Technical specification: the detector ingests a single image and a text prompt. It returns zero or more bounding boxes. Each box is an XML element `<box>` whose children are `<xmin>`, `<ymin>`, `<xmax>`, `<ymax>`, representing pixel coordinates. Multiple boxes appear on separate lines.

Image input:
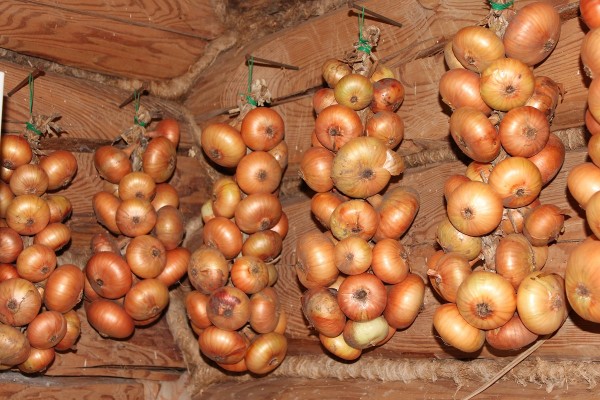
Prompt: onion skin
<box><xmin>85</xmin><ymin>299</ymin><xmax>135</xmax><ymax>339</ymax></box>
<box><xmin>452</xmin><ymin>25</ymin><xmax>505</xmax><ymax>73</ymax></box>
<box><xmin>384</xmin><ymin>273</ymin><xmax>425</xmax><ymax>329</ymax></box>
<box><xmin>244</xmin><ymin>332</ymin><xmax>287</xmax><ymax>374</ymax></box>
<box><xmin>0</xmin><ymin>323</ymin><xmax>30</xmax><ymax>368</ymax></box>
<box><xmin>565</xmin><ymin>240</ymin><xmax>600</xmax><ymax>322</ymax></box>
<box><xmin>433</xmin><ymin>303</ymin><xmax>485</xmax><ymax>353</ymax></box>
<box><xmin>44</xmin><ymin>264</ymin><xmax>85</xmax><ymax>313</ymax></box>
<box><xmin>485</xmin><ymin>314</ymin><xmax>538</xmax><ymax>351</ymax></box>
<box><xmin>503</xmin><ymin>2</ymin><xmax>561</xmax><ymax>66</ymax></box>
<box><xmin>301</xmin><ymin>287</ymin><xmax>346</xmax><ymax>338</ymax></box>
<box><xmin>449</xmin><ymin>107</ymin><xmax>500</xmax><ymax>162</ymax></box>
<box><xmin>480</xmin><ymin>58</ymin><xmax>535</xmax><ymax>112</ymax></box>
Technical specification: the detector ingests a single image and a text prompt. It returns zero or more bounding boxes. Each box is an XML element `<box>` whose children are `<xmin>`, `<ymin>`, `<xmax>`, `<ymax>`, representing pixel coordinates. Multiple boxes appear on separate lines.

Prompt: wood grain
<box><xmin>0</xmin><ymin>1</ymin><xmax>207</xmax><ymax>80</ymax></box>
<box><xmin>0</xmin><ymin>61</ymin><xmax>198</xmax><ymax>147</ymax></box>
<box><xmin>34</xmin><ymin>0</ymin><xmax>225</xmax><ymax>40</ymax></box>
<box><xmin>274</xmin><ymin>149</ymin><xmax>600</xmax><ymax>361</ymax></box>
<box><xmin>188</xmin><ymin>0</ymin><xmax>583</xmax><ymax>182</ymax></box>
<box><xmin>198</xmin><ymin>376</ymin><xmax>598</xmax><ymax>400</ymax></box>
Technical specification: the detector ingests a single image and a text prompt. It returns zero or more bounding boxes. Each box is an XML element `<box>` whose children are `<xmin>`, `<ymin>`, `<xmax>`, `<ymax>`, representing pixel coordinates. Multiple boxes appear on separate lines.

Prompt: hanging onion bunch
<box><xmin>562</xmin><ymin>3</ymin><xmax>600</xmax><ymax>325</ymax></box>
<box><xmin>433</xmin><ymin>2</ymin><xmax>569</xmax><ymax>354</ymax></box>
<box><xmin>190</xmin><ymin>104</ymin><xmax>289</xmax><ymax>375</ymax></box>
<box><xmin>0</xmin><ymin>135</ymin><xmax>86</xmax><ymax>373</ymax></box>
<box><xmin>294</xmin><ymin>26</ymin><xmax>425</xmax><ymax>362</ymax></box>
<box><xmin>85</xmin><ymin>118</ymin><xmax>189</xmax><ymax>341</ymax></box>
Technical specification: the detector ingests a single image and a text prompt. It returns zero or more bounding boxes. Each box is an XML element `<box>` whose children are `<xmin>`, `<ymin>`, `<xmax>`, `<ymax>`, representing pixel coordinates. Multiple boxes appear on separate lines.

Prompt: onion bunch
<box><xmin>87</xmin><ymin>118</ymin><xmax>188</xmax><ymax>340</ymax></box>
<box><xmin>295</xmin><ymin>41</ymin><xmax>425</xmax><ymax>361</ymax></box>
<box><xmin>564</xmin><ymin>4</ymin><xmax>600</xmax><ymax>325</ymax></box>
<box><xmin>191</xmin><ymin>107</ymin><xmax>289</xmax><ymax>374</ymax></box>
<box><xmin>434</xmin><ymin>2</ymin><xmax>569</xmax><ymax>353</ymax></box>
<box><xmin>0</xmin><ymin>135</ymin><xmax>84</xmax><ymax>373</ymax></box>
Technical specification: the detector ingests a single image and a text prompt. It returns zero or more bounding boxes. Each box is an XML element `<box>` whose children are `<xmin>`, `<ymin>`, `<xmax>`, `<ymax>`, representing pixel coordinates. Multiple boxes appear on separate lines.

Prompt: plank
<box><xmin>0</xmin><ymin>61</ymin><xmax>198</xmax><ymax>147</ymax></box>
<box><xmin>0</xmin><ymin>373</ymin><xmax>148</xmax><ymax>400</ymax></box>
<box><xmin>274</xmin><ymin>148</ymin><xmax>600</xmax><ymax>360</ymax></box>
<box><xmin>35</xmin><ymin>0</ymin><xmax>224</xmax><ymax>40</ymax></box>
<box><xmin>35</xmin><ymin>306</ymin><xmax>185</xmax><ymax>380</ymax></box>
<box><xmin>188</xmin><ymin>0</ymin><xmax>583</xmax><ymax>177</ymax></box>
<box><xmin>0</xmin><ymin>1</ymin><xmax>207</xmax><ymax>80</ymax></box>
<box><xmin>198</xmin><ymin>376</ymin><xmax>598</xmax><ymax>400</ymax></box>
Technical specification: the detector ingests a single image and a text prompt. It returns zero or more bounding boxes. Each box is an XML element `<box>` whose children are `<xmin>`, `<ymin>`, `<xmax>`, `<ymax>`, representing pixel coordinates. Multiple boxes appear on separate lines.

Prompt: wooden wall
<box><xmin>1</xmin><ymin>0</ymin><xmax>599</xmax><ymax>398</ymax></box>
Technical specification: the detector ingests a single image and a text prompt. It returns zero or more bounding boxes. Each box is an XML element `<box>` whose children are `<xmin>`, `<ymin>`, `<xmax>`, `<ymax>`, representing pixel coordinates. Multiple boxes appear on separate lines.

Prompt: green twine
<box><xmin>133</xmin><ymin>89</ymin><xmax>148</xmax><ymax>128</ymax></box>
<box><xmin>245</xmin><ymin>57</ymin><xmax>258</xmax><ymax>106</ymax></box>
<box><xmin>25</xmin><ymin>73</ymin><xmax>42</xmax><ymax>135</ymax></box>
<box><xmin>357</xmin><ymin>7</ymin><xmax>372</xmax><ymax>54</ymax></box>
<box><xmin>489</xmin><ymin>0</ymin><xmax>514</xmax><ymax>10</ymax></box>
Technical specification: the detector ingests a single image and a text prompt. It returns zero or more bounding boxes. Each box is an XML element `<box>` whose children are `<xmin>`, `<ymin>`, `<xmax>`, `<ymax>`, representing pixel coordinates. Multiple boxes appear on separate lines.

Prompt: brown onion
<box><xmin>249</xmin><ymin>287</ymin><xmax>280</xmax><ymax>334</ymax></box>
<box><xmin>503</xmin><ymin>2</ymin><xmax>560</xmax><ymax>66</ymax></box>
<box><xmin>18</xmin><ymin>347</ymin><xmax>55</xmax><ymax>374</ymax></box>
<box><xmin>94</xmin><ymin>145</ymin><xmax>132</xmax><ymax>184</ymax></box>
<box><xmin>314</xmin><ymin>104</ymin><xmax>363</xmax><ymax>152</ymax></box>
<box><xmin>39</xmin><ymin>150</ymin><xmax>78</xmax><ymax>191</ymax></box>
<box><xmin>337</xmin><ymin>273</ymin><xmax>387</xmax><ymax>322</ymax></box>
<box><xmin>480</xmin><ymin>58</ymin><xmax>535</xmax><ymax>112</ymax></box>
<box><xmin>199</xmin><ymin>325</ymin><xmax>248</xmax><ymax>365</ymax></box>
<box><xmin>449</xmin><ymin>107</ymin><xmax>500</xmax><ymax>162</ymax></box>
<box><xmin>92</xmin><ymin>191</ymin><xmax>122</xmax><ymax>235</ymax></box>
<box><xmin>188</xmin><ymin>246</ymin><xmax>229</xmax><ymax>294</ymax></box>
<box><xmin>329</xmin><ymin>199</ymin><xmax>378</xmax><ymax>241</ymax></box>
<box><xmin>115</xmin><ymin>198</ymin><xmax>157</xmax><ymax>237</ymax></box>
<box><xmin>44</xmin><ymin>264</ymin><xmax>84</xmax><ymax>313</ymax></box>
<box><xmin>240</xmin><ymin>107</ymin><xmax>285</xmax><ymax>151</ymax></box>
<box><xmin>499</xmin><ymin>106</ymin><xmax>550</xmax><ymax>158</ymax></box>
<box><xmin>16</xmin><ymin>243</ymin><xmax>56</xmax><ymax>282</ymax></box>
<box><xmin>151</xmin><ymin>183</ymin><xmax>180</xmax><ymax>211</ymax></box>
<box><xmin>124</xmin><ymin>278</ymin><xmax>169</xmax><ymax>321</ymax></box>
<box><xmin>203</xmin><ymin>216</ymin><xmax>243</xmax><ymax>260</ymax></box>
<box><xmin>302</xmin><ymin>286</ymin><xmax>346</xmax><ymax>337</ymax></box>
<box><xmin>242</xmin><ymin>230</ymin><xmax>282</xmax><ymax>262</ymax></box>
<box><xmin>528</xmin><ymin>132</ymin><xmax>565</xmax><ymax>186</ymax></box>
<box><xmin>0</xmin><ymin>324</ymin><xmax>30</xmax><ymax>367</ymax></box>
<box><xmin>244</xmin><ymin>332</ymin><xmax>287</xmax><ymax>374</ymax></box>
<box><xmin>201</xmin><ymin>123</ymin><xmax>247</xmax><ymax>168</ymax></box>
<box><xmin>370</xmin><ymin>238</ymin><xmax>409</xmax><ymax>284</ymax></box>
<box><xmin>230</xmin><ymin>256</ymin><xmax>270</xmax><ymax>294</ymax></box>
<box><xmin>0</xmin><ymin>278</ymin><xmax>41</xmax><ymax>326</ymax></box>
<box><xmin>365</xmin><ymin>110</ymin><xmax>405</xmax><ymax>149</ymax></box>
<box><xmin>299</xmin><ymin>147</ymin><xmax>335</xmax><ymax>193</ymax></box>
<box><xmin>142</xmin><ymin>136</ymin><xmax>177</xmax><ymax>183</ymax></box>
<box><xmin>373</xmin><ymin>186</ymin><xmax>420</xmax><ymax>242</ymax></box>
<box><xmin>1</xmin><ymin>135</ymin><xmax>32</xmax><ymax>171</ymax></box>
<box><xmin>211</xmin><ymin>176</ymin><xmax>241</xmax><ymax>219</ymax></box>
<box><xmin>235</xmin><ymin>151</ymin><xmax>282</xmax><ymax>195</ymax></box>
<box><xmin>486</xmin><ymin>313</ymin><xmax>538</xmax><ymax>351</ymax></box>
<box><xmin>523</xmin><ymin>204</ymin><xmax>565</xmax><ymax>246</ymax></box>
<box><xmin>206</xmin><ymin>286</ymin><xmax>250</xmax><ymax>331</ymax></box>
<box><xmin>234</xmin><ymin>193</ymin><xmax>282</xmax><ymax>234</ymax></box>
<box><xmin>126</xmin><ymin>234</ymin><xmax>166</xmax><ymax>279</ymax></box>
<box><xmin>54</xmin><ymin>309</ymin><xmax>81</xmax><ymax>351</ymax></box>
<box><xmin>452</xmin><ymin>25</ymin><xmax>505</xmax><ymax>72</ymax></box>
<box><xmin>439</xmin><ymin>69</ymin><xmax>492</xmax><ymax>115</ymax></box>
<box><xmin>45</xmin><ymin>194</ymin><xmax>72</xmax><ymax>223</ymax></box>
<box><xmin>428</xmin><ymin>252</ymin><xmax>472</xmax><ymax>303</ymax></box>
<box><xmin>85</xmin><ymin>252</ymin><xmax>132</xmax><ymax>299</ymax></box>
<box><xmin>0</xmin><ymin>226</ymin><xmax>23</xmax><ymax>263</ymax></box>
<box><xmin>26</xmin><ymin>310</ymin><xmax>67</xmax><ymax>349</ymax></box>
<box><xmin>495</xmin><ymin>233</ymin><xmax>537</xmax><ymax>290</ymax></box>
<box><xmin>156</xmin><ymin>247</ymin><xmax>190</xmax><ymax>287</ymax></box>
<box><xmin>118</xmin><ymin>171</ymin><xmax>156</xmax><ymax>201</ymax></box>
<box><xmin>488</xmin><ymin>156</ymin><xmax>542</xmax><ymax>208</ymax></box>
<box><xmin>33</xmin><ymin>222</ymin><xmax>71</xmax><ymax>251</ymax></box>
<box><xmin>85</xmin><ymin>299</ymin><xmax>135</xmax><ymax>339</ymax></box>
<box><xmin>295</xmin><ymin>231</ymin><xmax>338</xmax><ymax>289</ymax></box>
<box><xmin>5</xmin><ymin>194</ymin><xmax>50</xmax><ymax>235</ymax></box>
<box><xmin>9</xmin><ymin>163</ymin><xmax>49</xmax><ymax>196</ymax></box>
<box><xmin>384</xmin><ymin>273</ymin><xmax>425</xmax><ymax>329</ymax></box>
<box><xmin>185</xmin><ymin>290</ymin><xmax>212</xmax><ymax>329</ymax></box>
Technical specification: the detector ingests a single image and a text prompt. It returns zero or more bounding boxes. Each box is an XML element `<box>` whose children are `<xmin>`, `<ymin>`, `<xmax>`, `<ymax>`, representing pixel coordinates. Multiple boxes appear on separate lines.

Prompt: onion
<box><xmin>201</xmin><ymin>123</ymin><xmax>247</xmax><ymax>168</ymax></box>
<box><xmin>433</xmin><ymin>303</ymin><xmax>485</xmax><ymax>353</ymax></box>
<box><xmin>0</xmin><ymin>278</ymin><xmax>41</xmax><ymax>326</ymax></box>
<box><xmin>26</xmin><ymin>310</ymin><xmax>67</xmax><ymax>349</ymax></box>
<box><xmin>85</xmin><ymin>299</ymin><xmax>135</xmax><ymax>339</ymax></box>
<box><xmin>383</xmin><ymin>273</ymin><xmax>425</xmax><ymax>329</ymax></box>
<box><xmin>452</xmin><ymin>25</ymin><xmax>505</xmax><ymax>73</ymax></box>
<box><xmin>517</xmin><ymin>271</ymin><xmax>567</xmax><ymax>335</ymax></box>
<box><xmin>240</xmin><ymin>107</ymin><xmax>285</xmax><ymax>151</ymax></box>
<box><xmin>44</xmin><ymin>264</ymin><xmax>84</xmax><ymax>313</ymax></box>
<box><xmin>38</xmin><ymin>150</ymin><xmax>78</xmax><ymax>191</ymax></box>
<box><xmin>446</xmin><ymin>181</ymin><xmax>503</xmax><ymax>236</ymax></box>
<box><xmin>337</xmin><ymin>273</ymin><xmax>387</xmax><ymax>322</ymax></box>
<box><xmin>244</xmin><ymin>332</ymin><xmax>287</xmax><ymax>374</ymax></box>
<box><xmin>301</xmin><ymin>286</ymin><xmax>346</xmax><ymax>337</ymax></box>
<box><xmin>503</xmin><ymin>2</ymin><xmax>561</xmax><ymax>66</ymax></box>
<box><xmin>449</xmin><ymin>107</ymin><xmax>500</xmax><ymax>162</ymax></box>
<box><xmin>480</xmin><ymin>57</ymin><xmax>535</xmax><ymax>112</ymax></box>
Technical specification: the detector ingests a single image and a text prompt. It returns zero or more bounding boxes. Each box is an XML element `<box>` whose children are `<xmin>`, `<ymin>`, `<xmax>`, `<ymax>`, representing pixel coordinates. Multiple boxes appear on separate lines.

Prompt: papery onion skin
<box><xmin>201</xmin><ymin>123</ymin><xmax>247</xmax><ymax>168</ymax></box>
<box><xmin>301</xmin><ymin>286</ymin><xmax>346</xmax><ymax>338</ymax></box>
<box><xmin>528</xmin><ymin>132</ymin><xmax>565</xmax><ymax>186</ymax></box>
<box><xmin>17</xmin><ymin>347</ymin><xmax>55</xmax><ymax>374</ymax></box>
<box><xmin>240</xmin><ymin>107</ymin><xmax>285</xmax><ymax>151</ymax></box>
<box><xmin>384</xmin><ymin>273</ymin><xmax>425</xmax><ymax>329</ymax></box>
<box><xmin>295</xmin><ymin>231</ymin><xmax>338</xmax><ymax>289</ymax></box>
<box><xmin>337</xmin><ymin>273</ymin><xmax>387</xmax><ymax>322</ymax></box>
<box><xmin>199</xmin><ymin>325</ymin><xmax>248</xmax><ymax>365</ymax></box>
<box><xmin>334</xmin><ymin>73</ymin><xmax>374</xmax><ymax>111</ymax></box>
<box><xmin>331</xmin><ymin>136</ymin><xmax>401</xmax><ymax>198</ymax></box>
<box><xmin>428</xmin><ymin>251</ymin><xmax>472</xmax><ymax>303</ymax></box>
<box><xmin>373</xmin><ymin>186</ymin><xmax>420</xmax><ymax>242</ymax></box>
<box><xmin>5</xmin><ymin>194</ymin><xmax>51</xmax><ymax>236</ymax></box>
<box><xmin>188</xmin><ymin>246</ymin><xmax>229</xmax><ymax>294</ymax></box>
<box><xmin>567</xmin><ymin>162</ymin><xmax>600</xmax><ymax>209</ymax></box>
<box><xmin>235</xmin><ymin>151</ymin><xmax>282</xmax><ymax>195</ymax></box>
<box><xmin>319</xmin><ymin>332</ymin><xmax>361</xmax><ymax>361</ymax></box>
<box><xmin>456</xmin><ymin>271</ymin><xmax>517</xmax><ymax>330</ymax></box>
<box><xmin>439</xmin><ymin>69</ymin><xmax>492</xmax><ymax>115</ymax></box>
<box><xmin>329</xmin><ymin>199</ymin><xmax>378</xmax><ymax>241</ymax></box>
<box><xmin>565</xmin><ymin>240</ymin><xmax>600</xmax><ymax>322</ymax></box>
<box><xmin>26</xmin><ymin>310</ymin><xmax>67</xmax><ymax>349</ymax></box>
<box><xmin>581</xmin><ymin>0</ymin><xmax>600</xmax><ymax>29</ymax></box>
<box><xmin>299</xmin><ymin>147</ymin><xmax>335</xmax><ymax>193</ymax></box>
<box><xmin>314</xmin><ymin>105</ymin><xmax>363</xmax><ymax>152</ymax></box>
<box><xmin>517</xmin><ymin>271</ymin><xmax>567</xmax><ymax>335</ymax></box>
<box><xmin>433</xmin><ymin>303</ymin><xmax>485</xmax><ymax>353</ymax></box>
<box><xmin>44</xmin><ymin>264</ymin><xmax>85</xmax><ymax>313</ymax></box>
<box><xmin>244</xmin><ymin>332</ymin><xmax>287</xmax><ymax>374</ymax></box>
<box><xmin>142</xmin><ymin>137</ymin><xmax>177</xmax><ymax>183</ymax></box>
<box><xmin>503</xmin><ymin>2</ymin><xmax>561</xmax><ymax>66</ymax></box>
<box><xmin>0</xmin><ymin>323</ymin><xmax>30</xmax><ymax>367</ymax></box>
<box><xmin>55</xmin><ymin>309</ymin><xmax>81</xmax><ymax>351</ymax></box>
<box><xmin>446</xmin><ymin>181</ymin><xmax>503</xmax><ymax>237</ymax></box>
<box><xmin>39</xmin><ymin>150</ymin><xmax>78</xmax><ymax>191</ymax></box>
<box><xmin>480</xmin><ymin>58</ymin><xmax>535</xmax><ymax>112</ymax></box>
<box><xmin>0</xmin><ymin>278</ymin><xmax>42</xmax><ymax>326</ymax></box>
<box><xmin>1</xmin><ymin>135</ymin><xmax>33</xmax><ymax>171</ymax></box>
<box><xmin>206</xmin><ymin>286</ymin><xmax>250</xmax><ymax>331</ymax></box>
<box><xmin>0</xmin><ymin>226</ymin><xmax>23</xmax><ymax>263</ymax></box>
<box><xmin>485</xmin><ymin>313</ymin><xmax>538</xmax><ymax>351</ymax></box>
<box><xmin>365</xmin><ymin>110</ymin><xmax>405</xmax><ymax>149</ymax></box>
<box><xmin>124</xmin><ymin>278</ymin><xmax>170</xmax><ymax>321</ymax></box>
<box><xmin>487</xmin><ymin>156</ymin><xmax>542</xmax><ymax>209</ymax></box>
<box><xmin>449</xmin><ymin>107</ymin><xmax>500</xmax><ymax>162</ymax></box>
<box><xmin>499</xmin><ymin>106</ymin><xmax>550</xmax><ymax>158</ymax></box>
<box><xmin>85</xmin><ymin>299</ymin><xmax>135</xmax><ymax>339</ymax></box>
<box><xmin>452</xmin><ymin>26</ymin><xmax>505</xmax><ymax>73</ymax></box>
<box><xmin>203</xmin><ymin>216</ymin><xmax>243</xmax><ymax>260</ymax></box>
<box><xmin>495</xmin><ymin>234</ymin><xmax>537</xmax><ymax>290</ymax></box>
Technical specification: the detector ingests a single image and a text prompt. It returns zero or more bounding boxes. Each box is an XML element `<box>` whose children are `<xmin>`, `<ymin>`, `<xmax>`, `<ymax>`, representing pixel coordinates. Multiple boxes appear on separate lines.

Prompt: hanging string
<box><xmin>357</xmin><ymin>7</ymin><xmax>372</xmax><ymax>54</ymax></box>
<box><xmin>25</xmin><ymin>73</ymin><xmax>42</xmax><ymax>135</ymax></box>
<box><xmin>133</xmin><ymin>89</ymin><xmax>148</xmax><ymax>127</ymax></box>
<box><xmin>489</xmin><ymin>0</ymin><xmax>514</xmax><ymax>10</ymax></box>
<box><xmin>245</xmin><ymin>56</ymin><xmax>258</xmax><ymax>106</ymax></box>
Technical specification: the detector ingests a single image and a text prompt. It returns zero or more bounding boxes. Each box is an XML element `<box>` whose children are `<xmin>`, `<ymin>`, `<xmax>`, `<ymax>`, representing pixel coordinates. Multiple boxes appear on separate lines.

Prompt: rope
<box><xmin>489</xmin><ymin>1</ymin><xmax>514</xmax><ymax>10</ymax></box>
<box><xmin>133</xmin><ymin>89</ymin><xmax>148</xmax><ymax>127</ymax></box>
<box><xmin>245</xmin><ymin>56</ymin><xmax>258</xmax><ymax>106</ymax></box>
<box><xmin>25</xmin><ymin>74</ymin><xmax>42</xmax><ymax>135</ymax></box>
<box><xmin>357</xmin><ymin>7</ymin><xmax>372</xmax><ymax>54</ymax></box>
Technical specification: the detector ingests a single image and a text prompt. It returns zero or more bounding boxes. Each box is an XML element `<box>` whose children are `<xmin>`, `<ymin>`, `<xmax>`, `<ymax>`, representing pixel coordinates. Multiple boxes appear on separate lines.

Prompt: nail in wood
<box><xmin>348</xmin><ymin>1</ymin><xmax>403</xmax><ymax>28</ymax></box>
<box><xmin>246</xmin><ymin>54</ymin><xmax>300</xmax><ymax>71</ymax></box>
<box><xmin>6</xmin><ymin>68</ymin><xmax>44</xmax><ymax>97</ymax></box>
<box><xmin>119</xmin><ymin>85</ymin><xmax>147</xmax><ymax>108</ymax></box>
